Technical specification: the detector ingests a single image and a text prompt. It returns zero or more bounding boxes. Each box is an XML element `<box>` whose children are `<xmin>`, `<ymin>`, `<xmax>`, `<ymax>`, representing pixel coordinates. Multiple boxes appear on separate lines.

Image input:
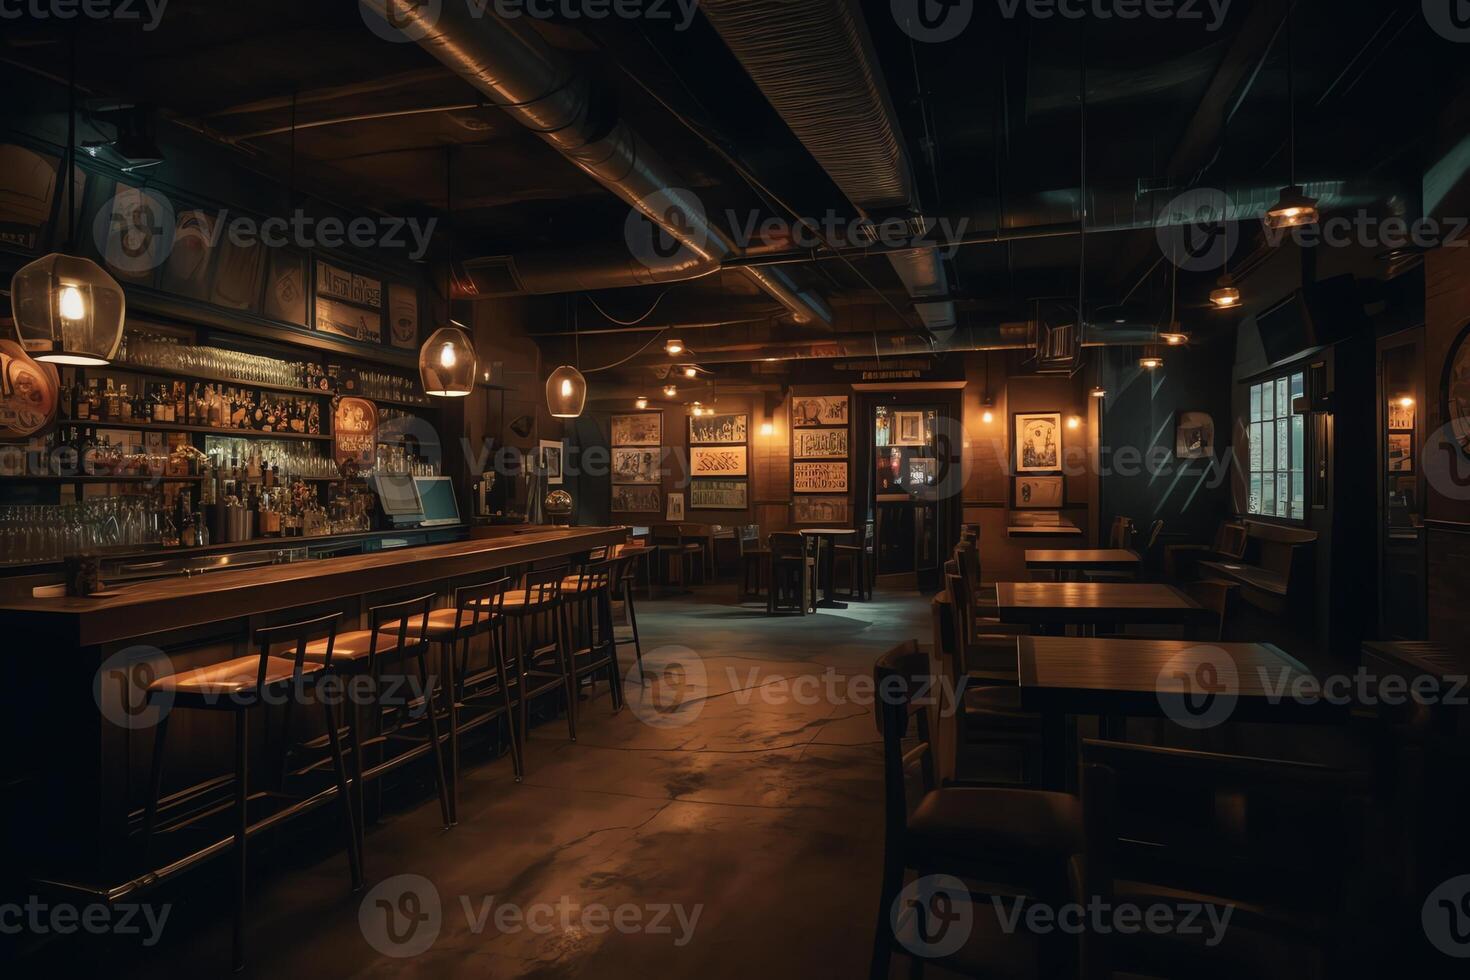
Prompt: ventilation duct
<box><xmin>702</xmin><ymin>0</ymin><xmax>955</xmax><ymax>329</ymax></box>
<box><xmin>362</xmin><ymin>0</ymin><xmax>831</xmax><ymax>326</ymax></box>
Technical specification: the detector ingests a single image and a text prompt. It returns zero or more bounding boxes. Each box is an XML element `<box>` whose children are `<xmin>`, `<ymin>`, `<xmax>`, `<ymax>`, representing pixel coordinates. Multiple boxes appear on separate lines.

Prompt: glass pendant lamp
<box><xmin>420</xmin><ymin>323</ymin><xmax>476</xmax><ymax>397</ymax></box>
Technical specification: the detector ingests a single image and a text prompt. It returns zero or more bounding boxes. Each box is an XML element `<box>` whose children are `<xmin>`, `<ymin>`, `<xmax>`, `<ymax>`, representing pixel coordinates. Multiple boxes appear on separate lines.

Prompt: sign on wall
<box><xmin>612</xmin><ymin>484</ymin><xmax>661</xmax><ymax>513</ymax></box>
<box><xmin>690</xmin><ymin>445</ymin><xmax>748</xmax><ymax>476</ymax></box>
<box><xmin>332</xmin><ymin>396</ymin><xmax>378</xmax><ymax>473</ymax></box>
<box><xmin>612</xmin><ymin>447</ymin><xmax>662</xmax><ymax>484</ymax></box>
<box><xmin>691</xmin><ymin>479</ymin><xmax>748</xmax><ymax>510</ymax></box>
<box><xmin>791</xmin><ymin>395</ymin><xmax>848</xmax><ymax>427</ymax></box>
<box><xmin>689</xmin><ymin>412</ymin><xmax>747</xmax><ymax>444</ymax></box>
<box><xmin>793</xmin><ymin>427</ymin><xmax>848</xmax><ymax>459</ymax></box>
<box><xmin>611</xmin><ymin>412</ymin><xmax>662</xmax><ymax>446</ymax></box>
<box><xmin>793</xmin><ymin>461</ymin><xmax>848</xmax><ymax>493</ymax></box>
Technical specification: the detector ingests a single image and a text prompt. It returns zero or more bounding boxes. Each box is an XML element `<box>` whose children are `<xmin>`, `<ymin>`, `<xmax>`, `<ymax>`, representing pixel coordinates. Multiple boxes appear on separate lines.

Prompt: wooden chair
<box><xmin>1079</xmin><ymin>738</ymin><xmax>1378</xmax><ymax>979</ymax></box>
<box><xmin>1107</xmin><ymin>516</ymin><xmax>1136</xmax><ymax>549</ymax></box>
<box><xmin>834</xmin><ymin>520</ymin><xmax>874</xmax><ymax>601</ymax></box>
<box><xmin>561</xmin><ymin>559</ymin><xmax>625</xmax><ymax>724</ymax></box>
<box><xmin>869</xmin><ymin>640</ymin><xmax>1084</xmax><ymax>979</ymax></box>
<box><xmin>651</xmin><ymin>524</ymin><xmax>704</xmax><ymax>590</ymax></box>
<box><xmin>1165</xmin><ymin>520</ymin><xmax>1248</xmax><ymax>580</ymax></box>
<box><xmin>610</xmin><ymin>545</ymin><xmax>645</xmax><ymax>680</ymax></box>
<box><xmin>1085</xmin><ymin>519</ymin><xmax>1163</xmax><ymax>583</ymax></box>
<box><xmin>766</xmin><ymin>531</ymin><xmax>816</xmax><ymax>615</ymax></box>
<box><xmin>447</xmin><ymin>578</ymin><xmax>522</xmax><ymax>789</ymax></box>
<box><xmin>141</xmin><ymin>613</ymin><xmax>360</xmax><ymax>972</ymax></box>
<box><xmin>1182</xmin><ymin>578</ymin><xmax>1240</xmax><ymax>642</ymax></box>
<box><xmin>736</xmin><ymin>524</ymin><xmax>768</xmax><ymax>601</ymax></box>
<box><xmin>501</xmin><ymin>567</ymin><xmax>576</xmax><ymax>764</ymax></box>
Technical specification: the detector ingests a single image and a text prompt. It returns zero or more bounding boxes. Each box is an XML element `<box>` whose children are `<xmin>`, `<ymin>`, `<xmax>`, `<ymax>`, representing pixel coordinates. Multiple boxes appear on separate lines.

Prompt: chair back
<box><xmin>651</xmin><ymin>524</ymin><xmax>682</xmax><ymax>547</ymax></box>
<box><xmin>677</xmin><ymin>523</ymin><xmax>707</xmax><ymax>543</ymax></box>
<box><xmin>873</xmin><ymin>641</ymin><xmax>939</xmax><ymax>840</ymax></box>
<box><xmin>451</xmin><ymin>577</ymin><xmax>510</xmax><ymax>636</ymax></box>
<box><xmin>1214</xmin><ymin>521</ymin><xmax>1248</xmax><ymax>559</ymax></box>
<box><xmin>1107</xmin><ymin>516</ymin><xmax>1135</xmax><ymax>549</ymax></box>
<box><xmin>768</xmin><ymin>531</ymin><xmax>806</xmax><ymax>559</ymax></box>
<box><xmin>737</xmin><ymin>524</ymin><xmax>762</xmax><ymax>555</ymax></box>
<box><xmin>255</xmin><ymin>612</ymin><xmax>341</xmax><ymax>688</ymax></box>
<box><xmin>960</xmin><ymin>522</ymin><xmax>980</xmax><ymax>544</ymax></box>
<box><xmin>1183</xmin><ymin>579</ymin><xmax>1238</xmax><ymax>641</ymax></box>
<box><xmin>566</xmin><ymin>559</ymin><xmax>615</xmax><ymax>597</ymax></box>
<box><xmin>366</xmin><ymin>593</ymin><xmax>436</xmax><ymax>668</ymax></box>
<box><xmin>512</xmin><ymin>565</ymin><xmax>566</xmax><ymax>607</ymax></box>
<box><xmin>952</xmin><ymin>540</ymin><xmax>983</xmax><ymax>595</ymax></box>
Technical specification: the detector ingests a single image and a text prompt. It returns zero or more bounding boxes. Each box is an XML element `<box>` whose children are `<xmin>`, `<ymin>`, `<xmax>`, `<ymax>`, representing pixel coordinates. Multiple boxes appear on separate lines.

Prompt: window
<box><xmin>1247</xmin><ymin>371</ymin><xmax>1306</xmax><ymax>520</ymax></box>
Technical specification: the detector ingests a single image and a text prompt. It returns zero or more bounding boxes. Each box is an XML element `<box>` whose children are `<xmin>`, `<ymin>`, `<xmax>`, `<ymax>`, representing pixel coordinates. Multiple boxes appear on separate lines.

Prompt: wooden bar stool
<box><xmin>306</xmin><ymin>593</ymin><xmax>452</xmax><ymax>861</ymax></box>
<box><xmin>611</xmin><ymin>545</ymin><xmax>646</xmax><ymax>681</ymax></box>
<box><xmin>141</xmin><ymin>612</ymin><xmax>360</xmax><ymax>973</ymax></box>
<box><xmin>560</xmin><ymin>559</ymin><xmax>626</xmax><ymax>724</ymax></box>
<box><xmin>834</xmin><ymin>521</ymin><xmax>874</xmax><ymax>601</ymax></box>
<box><xmin>500</xmin><ymin>566</ymin><xmax>576</xmax><ymax>768</ymax></box>
<box><xmin>736</xmin><ymin>524</ymin><xmax>768</xmax><ymax>601</ymax></box>
<box><xmin>766</xmin><ymin>531</ymin><xmax>817</xmax><ymax>615</ymax></box>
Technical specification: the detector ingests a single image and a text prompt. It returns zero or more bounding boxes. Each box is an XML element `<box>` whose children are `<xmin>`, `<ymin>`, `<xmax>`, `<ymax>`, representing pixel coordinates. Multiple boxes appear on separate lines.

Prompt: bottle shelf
<box><xmin>62</xmin><ymin>420</ymin><xmax>331</xmax><ymax>442</ymax></box>
<box><xmin>108</xmin><ymin>361</ymin><xmax>332</xmax><ymax>398</ymax></box>
<box><xmin>0</xmin><ymin>473</ymin><xmax>207</xmax><ymax>483</ymax></box>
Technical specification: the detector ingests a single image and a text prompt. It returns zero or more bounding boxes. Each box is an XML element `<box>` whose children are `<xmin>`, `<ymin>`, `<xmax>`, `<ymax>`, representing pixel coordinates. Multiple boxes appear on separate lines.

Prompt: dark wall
<box><xmin>1097</xmin><ymin>337</ymin><xmax>1235</xmax><ymax>550</ymax></box>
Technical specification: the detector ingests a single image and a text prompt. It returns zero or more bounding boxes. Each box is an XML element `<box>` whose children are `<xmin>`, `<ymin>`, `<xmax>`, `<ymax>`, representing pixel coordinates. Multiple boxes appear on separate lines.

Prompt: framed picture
<box><xmin>539</xmin><ymin>439</ymin><xmax>564</xmax><ymax>485</ymax></box>
<box><xmin>612</xmin><ymin>447</ymin><xmax>661</xmax><ymax>484</ymax></box>
<box><xmin>1388</xmin><ymin>432</ymin><xmax>1413</xmax><ymax>472</ymax></box>
<box><xmin>1013</xmin><ymin>475</ymin><xmax>1064</xmax><ymax>509</ymax></box>
<box><xmin>1444</xmin><ymin>321</ymin><xmax>1470</xmax><ymax>458</ymax></box>
<box><xmin>689</xmin><ymin>412</ymin><xmax>747</xmax><ymax>444</ymax></box>
<box><xmin>1014</xmin><ymin>412</ymin><xmax>1062</xmax><ymax>473</ymax></box>
<box><xmin>792</xmin><ymin>495</ymin><xmax>849</xmax><ymax>525</ymax></box>
<box><xmin>690</xmin><ymin>445</ymin><xmax>748</xmax><ymax>477</ymax></box>
<box><xmin>612</xmin><ymin>484</ymin><xmax>660</xmax><ymax>513</ymax></box>
<box><xmin>1387</xmin><ymin>398</ymin><xmax>1415</xmax><ymax>431</ymax></box>
<box><xmin>792</xmin><ymin>395</ymin><xmax>849</xmax><ymax>427</ymax></box>
<box><xmin>666</xmin><ymin>492</ymin><xmax>685</xmax><ymax>521</ymax></box>
<box><xmin>894</xmin><ymin>410</ymin><xmax>926</xmax><ymax>446</ymax></box>
<box><xmin>1175</xmin><ymin>411</ymin><xmax>1215</xmax><ymax>460</ymax></box>
<box><xmin>690</xmin><ymin>479</ymin><xmax>748</xmax><ymax>510</ymax></box>
<box><xmin>907</xmin><ymin>457</ymin><xmax>937</xmax><ymax>486</ymax></box>
<box><xmin>793</xmin><ymin>427</ymin><xmax>848</xmax><ymax>459</ymax></box>
<box><xmin>611</xmin><ymin>412</ymin><xmax>662</xmax><ymax>446</ymax></box>
<box><xmin>793</xmin><ymin>461</ymin><xmax>848</xmax><ymax>493</ymax></box>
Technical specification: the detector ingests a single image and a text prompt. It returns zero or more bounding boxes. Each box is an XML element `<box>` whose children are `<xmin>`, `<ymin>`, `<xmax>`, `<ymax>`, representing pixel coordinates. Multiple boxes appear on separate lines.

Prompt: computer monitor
<box><xmin>374</xmin><ymin>473</ymin><xmax>424</xmax><ymax>519</ymax></box>
<box><xmin>414</xmin><ymin>476</ymin><xmax>460</xmax><ymax>527</ymax></box>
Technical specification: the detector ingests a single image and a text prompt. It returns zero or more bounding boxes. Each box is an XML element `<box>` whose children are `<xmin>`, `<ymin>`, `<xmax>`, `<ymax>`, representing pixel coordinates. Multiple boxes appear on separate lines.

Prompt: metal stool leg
<box><xmin>413</xmin><ymin>648</ymin><xmax>453</xmax><ymax>829</ymax></box>
<box><xmin>321</xmin><ymin>698</ymin><xmax>362</xmax><ymax>890</ymax></box>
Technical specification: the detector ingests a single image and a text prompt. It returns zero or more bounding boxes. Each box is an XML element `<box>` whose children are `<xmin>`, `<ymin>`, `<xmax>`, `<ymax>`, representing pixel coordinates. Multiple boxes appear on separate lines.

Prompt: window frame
<box><xmin>1243</xmin><ymin>367</ymin><xmax>1310</xmax><ymax>525</ymax></box>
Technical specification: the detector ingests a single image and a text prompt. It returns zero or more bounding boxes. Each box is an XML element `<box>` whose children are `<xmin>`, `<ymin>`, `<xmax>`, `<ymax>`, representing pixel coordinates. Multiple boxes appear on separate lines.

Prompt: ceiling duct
<box><xmin>362</xmin><ymin>0</ymin><xmax>831</xmax><ymax>325</ymax></box>
<box><xmin>701</xmin><ymin>0</ymin><xmax>956</xmax><ymax>329</ymax></box>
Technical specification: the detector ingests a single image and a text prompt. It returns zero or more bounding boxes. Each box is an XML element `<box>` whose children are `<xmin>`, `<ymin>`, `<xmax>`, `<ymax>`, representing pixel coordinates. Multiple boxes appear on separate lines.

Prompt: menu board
<box><xmin>315</xmin><ymin>260</ymin><xmax>384</xmax><ymax>343</ymax></box>
<box><xmin>332</xmin><ymin>396</ymin><xmax>377</xmax><ymax>473</ymax></box>
<box><xmin>793</xmin><ymin>461</ymin><xmax>848</xmax><ymax>493</ymax></box>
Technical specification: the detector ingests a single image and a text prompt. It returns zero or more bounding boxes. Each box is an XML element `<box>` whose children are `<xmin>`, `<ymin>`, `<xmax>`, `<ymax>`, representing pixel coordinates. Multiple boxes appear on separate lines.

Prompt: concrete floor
<box><xmin>100</xmin><ymin>587</ymin><xmax>935</xmax><ymax>978</ymax></box>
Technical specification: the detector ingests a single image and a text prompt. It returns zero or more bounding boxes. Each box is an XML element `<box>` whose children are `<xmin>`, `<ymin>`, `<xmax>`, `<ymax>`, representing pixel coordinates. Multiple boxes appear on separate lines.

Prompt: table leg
<box><xmin>814</xmin><ymin>535</ymin><xmax>847</xmax><ymax>610</ymax></box>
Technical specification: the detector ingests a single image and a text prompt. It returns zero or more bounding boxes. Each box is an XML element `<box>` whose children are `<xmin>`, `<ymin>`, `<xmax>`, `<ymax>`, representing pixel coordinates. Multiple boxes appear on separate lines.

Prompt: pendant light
<box><xmin>634</xmin><ymin>395</ymin><xmax>649</xmax><ymax>410</ymax></box>
<box><xmin>545</xmin><ymin>297</ymin><xmax>586</xmax><ymax>418</ymax></box>
<box><xmin>421</xmin><ymin>148</ymin><xmax>475</xmax><ymax>397</ymax></box>
<box><xmin>1265</xmin><ymin>9</ymin><xmax>1318</xmax><ymax>230</ymax></box>
<box><xmin>1141</xmin><ymin>248</ymin><xmax>1177</xmax><ymax>370</ymax></box>
<box><xmin>11</xmin><ymin>32</ymin><xmax>125</xmax><ymax>366</ymax></box>
<box><xmin>1210</xmin><ymin>112</ymin><xmax>1244</xmax><ymax>308</ymax></box>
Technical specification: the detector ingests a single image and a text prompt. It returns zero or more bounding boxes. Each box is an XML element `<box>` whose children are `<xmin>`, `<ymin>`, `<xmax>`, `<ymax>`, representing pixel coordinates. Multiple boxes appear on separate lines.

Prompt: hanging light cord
<box><xmin>65</xmin><ymin>28</ymin><xmax>77</xmax><ymax>250</ymax></box>
<box><xmin>583</xmin><ymin>288</ymin><xmax>671</xmax><ymax>326</ymax></box>
<box><xmin>581</xmin><ymin>326</ymin><xmax>672</xmax><ymax>374</ymax></box>
<box><xmin>1286</xmin><ymin>7</ymin><xmax>1296</xmax><ymax>187</ymax></box>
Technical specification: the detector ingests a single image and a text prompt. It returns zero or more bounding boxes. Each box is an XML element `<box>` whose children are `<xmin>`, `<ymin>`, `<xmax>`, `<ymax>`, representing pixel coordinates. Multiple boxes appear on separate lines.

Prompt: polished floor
<box><xmin>95</xmin><ymin>587</ymin><xmax>934</xmax><ymax>977</ymax></box>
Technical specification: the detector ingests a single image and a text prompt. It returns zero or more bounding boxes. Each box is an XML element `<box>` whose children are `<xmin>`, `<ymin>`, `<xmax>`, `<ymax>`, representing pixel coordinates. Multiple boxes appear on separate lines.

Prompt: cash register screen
<box><xmin>414</xmin><ymin>477</ymin><xmax>460</xmax><ymax>527</ymax></box>
<box><xmin>375</xmin><ymin>474</ymin><xmax>423</xmax><ymax>518</ymax></box>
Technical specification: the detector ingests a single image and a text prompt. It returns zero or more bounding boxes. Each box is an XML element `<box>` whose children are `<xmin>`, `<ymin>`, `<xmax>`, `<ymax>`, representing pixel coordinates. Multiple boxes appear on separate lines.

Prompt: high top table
<box><xmin>799</xmin><ymin>528</ymin><xmax>857</xmax><ymax>609</ymax></box>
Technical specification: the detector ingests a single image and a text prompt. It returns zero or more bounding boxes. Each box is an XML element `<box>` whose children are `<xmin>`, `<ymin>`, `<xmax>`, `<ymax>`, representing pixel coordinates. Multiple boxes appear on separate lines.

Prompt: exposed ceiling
<box><xmin>4</xmin><ymin>0</ymin><xmax>1467</xmax><ymax>385</ymax></box>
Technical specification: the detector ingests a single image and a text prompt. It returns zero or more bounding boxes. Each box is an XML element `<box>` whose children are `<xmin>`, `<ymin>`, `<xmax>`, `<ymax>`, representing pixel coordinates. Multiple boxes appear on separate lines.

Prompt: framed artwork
<box><xmin>793</xmin><ymin>427</ymin><xmax>848</xmax><ymax>459</ymax></box>
<box><xmin>690</xmin><ymin>479</ymin><xmax>748</xmax><ymax>510</ymax></box>
<box><xmin>792</xmin><ymin>495</ymin><xmax>849</xmax><ymax>525</ymax></box>
<box><xmin>690</xmin><ymin>445</ymin><xmax>748</xmax><ymax>477</ymax></box>
<box><xmin>907</xmin><ymin>457</ymin><xmax>936</xmax><ymax>487</ymax></box>
<box><xmin>1442</xmin><ymin>319</ymin><xmax>1470</xmax><ymax>458</ymax></box>
<box><xmin>612</xmin><ymin>485</ymin><xmax>660</xmax><ymax>513</ymax></box>
<box><xmin>893</xmin><ymin>410</ymin><xmax>926</xmax><ymax>446</ymax></box>
<box><xmin>387</xmin><ymin>282</ymin><xmax>420</xmax><ymax>350</ymax></box>
<box><xmin>793</xmin><ymin>461</ymin><xmax>848</xmax><ymax>493</ymax></box>
<box><xmin>611</xmin><ymin>412</ymin><xmax>662</xmax><ymax>446</ymax></box>
<box><xmin>332</xmin><ymin>397</ymin><xmax>378</xmax><ymax>473</ymax></box>
<box><xmin>612</xmin><ymin>447</ymin><xmax>661</xmax><ymax>484</ymax></box>
<box><xmin>666</xmin><ymin>492</ymin><xmax>685</xmax><ymax>521</ymax></box>
<box><xmin>1013</xmin><ymin>475</ymin><xmax>1064</xmax><ymax>509</ymax></box>
<box><xmin>1387</xmin><ymin>398</ymin><xmax>1415</xmax><ymax>431</ymax></box>
<box><xmin>792</xmin><ymin>395</ymin><xmax>849</xmax><ymax>427</ymax></box>
<box><xmin>1388</xmin><ymin>432</ymin><xmax>1413</xmax><ymax>473</ymax></box>
<box><xmin>1175</xmin><ymin>411</ymin><xmax>1215</xmax><ymax>460</ymax></box>
<box><xmin>689</xmin><ymin>412</ymin><xmax>747</xmax><ymax>444</ymax></box>
<box><xmin>539</xmin><ymin>439</ymin><xmax>564</xmax><ymax>485</ymax></box>
<box><xmin>1014</xmin><ymin>412</ymin><xmax>1062</xmax><ymax>472</ymax></box>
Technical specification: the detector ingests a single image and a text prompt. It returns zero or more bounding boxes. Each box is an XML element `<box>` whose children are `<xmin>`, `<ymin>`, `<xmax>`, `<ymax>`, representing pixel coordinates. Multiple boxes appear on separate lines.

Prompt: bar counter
<box><xmin>0</xmin><ymin>525</ymin><xmax>628</xmax><ymax>646</ymax></box>
<box><xmin>1</xmin><ymin>525</ymin><xmax>628</xmax><ymax>890</ymax></box>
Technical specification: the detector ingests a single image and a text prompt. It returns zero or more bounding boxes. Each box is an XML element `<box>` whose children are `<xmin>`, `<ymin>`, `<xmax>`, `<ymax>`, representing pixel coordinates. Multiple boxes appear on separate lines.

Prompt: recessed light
<box><xmin>665</xmin><ymin>338</ymin><xmax>684</xmax><ymax>355</ymax></box>
<box><xmin>663</xmin><ymin>384</ymin><xmax>677</xmax><ymax>397</ymax></box>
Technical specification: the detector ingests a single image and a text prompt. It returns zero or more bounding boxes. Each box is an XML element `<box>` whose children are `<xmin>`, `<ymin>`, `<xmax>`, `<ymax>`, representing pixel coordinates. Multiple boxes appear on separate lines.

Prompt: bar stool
<box><xmin>141</xmin><ymin>612</ymin><xmax>360</xmax><ymax>973</ymax></box>
<box><xmin>834</xmin><ymin>521</ymin><xmax>874</xmax><ymax>601</ymax></box>
<box><xmin>304</xmin><ymin>593</ymin><xmax>452</xmax><ymax>865</ymax></box>
<box><xmin>500</xmin><ymin>566</ymin><xmax>576</xmax><ymax>768</ymax></box>
<box><xmin>611</xmin><ymin>544</ymin><xmax>646</xmax><ymax>681</ymax></box>
<box><xmin>560</xmin><ymin>559</ymin><xmax>626</xmax><ymax>723</ymax></box>
<box><xmin>736</xmin><ymin>524</ymin><xmax>768</xmax><ymax>601</ymax></box>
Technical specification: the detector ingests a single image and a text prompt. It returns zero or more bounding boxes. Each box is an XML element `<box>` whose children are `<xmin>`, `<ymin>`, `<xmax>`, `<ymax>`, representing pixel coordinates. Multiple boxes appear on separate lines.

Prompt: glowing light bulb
<box><xmin>760</xmin><ymin>422</ymin><xmax>773</xmax><ymax>437</ymax></box>
<box><xmin>1067</xmin><ymin>415</ymin><xmax>1081</xmax><ymax>430</ymax></box>
<box><xmin>981</xmin><ymin>410</ymin><xmax>994</xmax><ymax>424</ymax></box>
<box><xmin>58</xmin><ymin>284</ymin><xmax>86</xmax><ymax>321</ymax></box>
<box><xmin>635</xmin><ymin>396</ymin><xmax>649</xmax><ymax>410</ymax></box>
<box><xmin>1398</xmin><ymin>396</ymin><xmax>1414</xmax><ymax>408</ymax></box>
<box><xmin>663</xmin><ymin>384</ymin><xmax>677</xmax><ymax>397</ymax></box>
<box><xmin>665</xmin><ymin>338</ymin><xmax>684</xmax><ymax>355</ymax></box>
<box><xmin>438</xmin><ymin>342</ymin><xmax>457</xmax><ymax>369</ymax></box>
<box><xmin>560</xmin><ymin>378</ymin><xmax>573</xmax><ymax>397</ymax></box>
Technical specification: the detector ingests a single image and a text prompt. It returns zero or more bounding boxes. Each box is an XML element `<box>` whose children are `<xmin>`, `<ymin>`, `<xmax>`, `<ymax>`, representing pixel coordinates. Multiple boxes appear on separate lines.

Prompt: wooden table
<box><xmin>1007</xmin><ymin>524</ymin><xmax>1084</xmax><ymax>538</ymax></box>
<box><xmin>799</xmin><ymin>528</ymin><xmax>856</xmax><ymax>609</ymax></box>
<box><xmin>995</xmin><ymin>581</ymin><xmax>1210</xmax><ymax>629</ymax></box>
<box><xmin>1025</xmin><ymin>549</ymin><xmax>1140</xmax><ymax>579</ymax></box>
<box><xmin>1016</xmin><ymin>636</ymin><xmax>1329</xmax><ymax>787</ymax></box>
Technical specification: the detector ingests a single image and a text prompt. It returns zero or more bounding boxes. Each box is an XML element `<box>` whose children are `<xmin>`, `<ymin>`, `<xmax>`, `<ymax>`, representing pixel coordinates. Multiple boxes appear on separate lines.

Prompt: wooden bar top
<box><xmin>0</xmin><ymin>525</ymin><xmax>627</xmax><ymax>646</ymax></box>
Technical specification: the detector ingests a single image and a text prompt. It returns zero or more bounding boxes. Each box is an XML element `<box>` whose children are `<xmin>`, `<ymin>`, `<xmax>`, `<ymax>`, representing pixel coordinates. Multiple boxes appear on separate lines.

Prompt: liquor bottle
<box><xmin>103</xmin><ymin>379</ymin><xmax>118</xmax><ymax>422</ymax></box>
<box><xmin>173</xmin><ymin>383</ymin><xmax>185</xmax><ymax>426</ymax></box>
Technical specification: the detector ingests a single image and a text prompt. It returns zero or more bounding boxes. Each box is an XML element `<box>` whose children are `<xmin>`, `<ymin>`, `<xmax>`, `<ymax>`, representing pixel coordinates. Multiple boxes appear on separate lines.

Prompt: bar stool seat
<box><xmin>905</xmin><ymin>786</ymin><xmax>1082</xmax><ymax>866</ymax></box>
<box><xmin>148</xmin><ymin>656</ymin><xmax>313</xmax><ymax>698</ymax></box>
<box><xmin>377</xmin><ymin>607</ymin><xmax>492</xmax><ymax>641</ymax></box>
<box><xmin>302</xmin><ymin>629</ymin><xmax>410</xmax><ymax>662</ymax></box>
